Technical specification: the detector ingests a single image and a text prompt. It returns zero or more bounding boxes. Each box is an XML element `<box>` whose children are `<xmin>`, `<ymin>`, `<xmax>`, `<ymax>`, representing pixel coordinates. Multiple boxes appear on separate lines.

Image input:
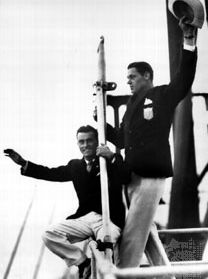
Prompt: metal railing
<box><xmin>87</xmin><ymin>228</ymin><xmax>208</xmax><ymax>279</ymax></box>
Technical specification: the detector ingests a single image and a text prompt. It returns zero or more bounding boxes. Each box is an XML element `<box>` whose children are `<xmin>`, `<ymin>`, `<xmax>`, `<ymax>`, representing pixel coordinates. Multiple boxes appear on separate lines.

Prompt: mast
<box><xmin>95</xmin><ymin>36</ymin><xmax>116</xmax><ymax>261</ymax></box>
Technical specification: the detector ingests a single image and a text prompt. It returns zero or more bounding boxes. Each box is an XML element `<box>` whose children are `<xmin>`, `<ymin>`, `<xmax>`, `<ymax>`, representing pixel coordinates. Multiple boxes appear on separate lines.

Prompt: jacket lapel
<box><xmin>82</xmin><ymin>157</ymin><xmax>100</xmax><ymax>175</ymax></box>
<box><xmin>124</xmin><ymin>88</ymin><xmax>149</xmax><ymax>125</ymax></box>
<box><xmin>91</xmin><ymin>157</ymin><xmax>100</xmax><ymax>176</ymax></box>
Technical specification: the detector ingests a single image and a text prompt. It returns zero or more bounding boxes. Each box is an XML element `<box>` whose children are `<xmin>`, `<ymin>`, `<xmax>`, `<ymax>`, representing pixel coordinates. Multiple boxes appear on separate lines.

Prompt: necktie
<box><xmin>86</xmin><ymin>160</ymin><xmax>93</xmax><ymax>172</ymax></box>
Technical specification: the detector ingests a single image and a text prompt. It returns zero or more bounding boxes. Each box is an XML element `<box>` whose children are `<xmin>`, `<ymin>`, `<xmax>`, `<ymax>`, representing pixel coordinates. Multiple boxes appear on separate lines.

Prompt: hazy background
<box><xmin>1</xmin><ymin>0</ymin><xmax>208</xmax><ymax>278</ymax></box>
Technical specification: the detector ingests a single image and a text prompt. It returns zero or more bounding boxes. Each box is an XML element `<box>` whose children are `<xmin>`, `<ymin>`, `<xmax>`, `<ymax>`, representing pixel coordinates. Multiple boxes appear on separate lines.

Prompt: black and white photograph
<box><xmin>1</xmin><ymin>1</ymin><xmax>208</xmax><ymax>278</ymax></box>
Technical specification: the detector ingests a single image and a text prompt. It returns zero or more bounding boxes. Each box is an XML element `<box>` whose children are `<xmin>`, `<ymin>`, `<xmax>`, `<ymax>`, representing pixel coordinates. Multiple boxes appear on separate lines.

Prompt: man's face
<box><xmin>127</xmin><ymin>67</ymin><xmax>147</xmax><ymax>95</ymax></box>
<box><xmin>77</xmin><ymin>132</ymin><xmax>98</xmax><ymax>160</ymax></box>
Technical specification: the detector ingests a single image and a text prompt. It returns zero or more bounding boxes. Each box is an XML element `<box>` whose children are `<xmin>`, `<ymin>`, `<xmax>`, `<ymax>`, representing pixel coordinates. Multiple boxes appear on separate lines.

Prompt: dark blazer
<box><xmin>107</xmin><ymin>48</ymin><xmax>197</xmax><ymax>178</ymax></box>
<box><xmin>21</xmin><ymin>154</ymin><xmax>130</xmax><ymax>228</ymax></box>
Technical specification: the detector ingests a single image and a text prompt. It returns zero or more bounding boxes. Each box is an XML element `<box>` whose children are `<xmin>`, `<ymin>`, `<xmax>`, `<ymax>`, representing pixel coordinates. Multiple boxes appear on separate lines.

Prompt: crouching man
<box><xmin>4</xmin><ymin>125</ymin><xmax>130</xmax><ymax>278</ymax></box>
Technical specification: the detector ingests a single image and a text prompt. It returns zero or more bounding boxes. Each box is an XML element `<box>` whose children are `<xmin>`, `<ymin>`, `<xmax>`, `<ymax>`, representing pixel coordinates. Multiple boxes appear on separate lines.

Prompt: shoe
<box><xmin>78</xmin><ymin>258</ymin><xmax>91</xmax><ymax>279</ymax></box>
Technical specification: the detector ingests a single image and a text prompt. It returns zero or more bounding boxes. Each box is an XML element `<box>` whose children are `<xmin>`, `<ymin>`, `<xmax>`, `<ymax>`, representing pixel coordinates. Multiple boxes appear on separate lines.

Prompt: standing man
<box><xmin>4</xmin><ymin>125</ymin><xmax>130</xmax><ymax>278</ymax></box>
<box><xmin>106</xmin><ymin>18</ymin><xmax>198</xmax><ymax>268</ymax></box>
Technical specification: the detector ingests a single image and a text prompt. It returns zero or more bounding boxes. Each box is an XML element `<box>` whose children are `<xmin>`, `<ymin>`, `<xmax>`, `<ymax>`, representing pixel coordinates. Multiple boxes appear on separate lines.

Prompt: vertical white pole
<box><xmin>96</xmin><ymin>36</ymin><xmax>112</xmax><ymax>262</ymax></box>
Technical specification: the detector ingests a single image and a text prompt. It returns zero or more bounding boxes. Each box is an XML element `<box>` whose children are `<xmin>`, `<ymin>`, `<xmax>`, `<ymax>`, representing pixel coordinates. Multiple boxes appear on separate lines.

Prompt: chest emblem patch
<box><xmin>143</xmin><ymin>98</ymin><xmax>153</xmax><ymax>120</ymax></box>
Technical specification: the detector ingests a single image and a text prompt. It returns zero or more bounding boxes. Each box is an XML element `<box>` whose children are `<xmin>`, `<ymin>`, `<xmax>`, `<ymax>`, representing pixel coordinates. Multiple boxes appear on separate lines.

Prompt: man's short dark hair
<box><xmin>76</xmin><ymin>125</ymin><xmax>98</xmax><ymax>140</ymax></box>
<box><xmin>127</xmin><ymin>62</ymin><xmax>153</xmax><ymax>81</ymax></box>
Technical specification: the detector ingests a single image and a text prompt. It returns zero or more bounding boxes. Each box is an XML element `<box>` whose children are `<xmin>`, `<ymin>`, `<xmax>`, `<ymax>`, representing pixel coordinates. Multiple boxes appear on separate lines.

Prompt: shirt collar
<box><xmin>84</xmin><ymin>158</ymin><xmax>96</xmax><ymax>165</ymax></box>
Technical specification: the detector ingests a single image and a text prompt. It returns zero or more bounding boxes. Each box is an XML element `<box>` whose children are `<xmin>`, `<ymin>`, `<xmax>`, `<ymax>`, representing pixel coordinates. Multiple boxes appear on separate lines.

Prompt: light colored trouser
<box><xmin>42</xmin><ymin>211</ymin><xmax>121</xmax><ymax>267</ymax></box>
<box><xmin>118</xmin><ymin>173</ymin><xmax>165</xmax><ymax>268</ymax></box>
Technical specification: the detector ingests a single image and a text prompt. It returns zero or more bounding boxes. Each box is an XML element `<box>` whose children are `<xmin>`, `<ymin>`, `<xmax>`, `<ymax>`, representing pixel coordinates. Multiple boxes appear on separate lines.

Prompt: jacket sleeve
<box><xmin>106</xmin><ymin>121</ymin><xmax>125</xmax><ymax>149</ymax></box>
<box><xmin>107</xmin><ymin>153</ymin><xmax>131</xmax><ymax>185</ymax></box>
<box><xmin>21</xmin><ymin>161</ymin><xmax>73</xmax><ymax>182</ymax></box>
<box><xmin>163</xmin><ymin>48</ymin><xmax>197</xmax><ymax>109</ymax></box>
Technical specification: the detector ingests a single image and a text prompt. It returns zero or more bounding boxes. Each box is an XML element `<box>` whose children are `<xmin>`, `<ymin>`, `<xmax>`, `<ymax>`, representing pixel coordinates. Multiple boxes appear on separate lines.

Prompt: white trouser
<box><xmin>42</xmin><ymin>211</ymin><xmax>121</xmax><ymax>267</ymax></box>
<box><xmin>118</xmin><ymin>173</ymin><xmax>165</xmax><ymax>268</ymax></box>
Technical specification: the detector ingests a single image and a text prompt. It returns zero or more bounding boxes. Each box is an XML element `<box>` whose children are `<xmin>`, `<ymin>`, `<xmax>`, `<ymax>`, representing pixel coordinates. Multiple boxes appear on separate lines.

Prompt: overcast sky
<box><xmin>0</xmin><ymin>1</ymin><xmax>208</xmax><ymax>278</ymax></box>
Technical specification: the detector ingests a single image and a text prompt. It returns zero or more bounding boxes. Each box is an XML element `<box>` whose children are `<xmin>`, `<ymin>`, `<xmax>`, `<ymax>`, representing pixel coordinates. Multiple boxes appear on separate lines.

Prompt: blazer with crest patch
<box><xmin>107</xmin><ymin>48</ymin><xmax>197</xmax><ymax>178</ymax></box>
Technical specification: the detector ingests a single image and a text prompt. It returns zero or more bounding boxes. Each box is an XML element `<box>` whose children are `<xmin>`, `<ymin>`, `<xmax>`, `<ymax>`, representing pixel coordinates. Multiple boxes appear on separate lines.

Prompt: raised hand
<box><xmin>179</xmin><ymin>16</ymin><xmax>197</xmax><ymax>39</ymax></box>
<box><xmin>4</xmin><ymin>149</ymin><xmax>26</xmax><ymax>166</ymax></box>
